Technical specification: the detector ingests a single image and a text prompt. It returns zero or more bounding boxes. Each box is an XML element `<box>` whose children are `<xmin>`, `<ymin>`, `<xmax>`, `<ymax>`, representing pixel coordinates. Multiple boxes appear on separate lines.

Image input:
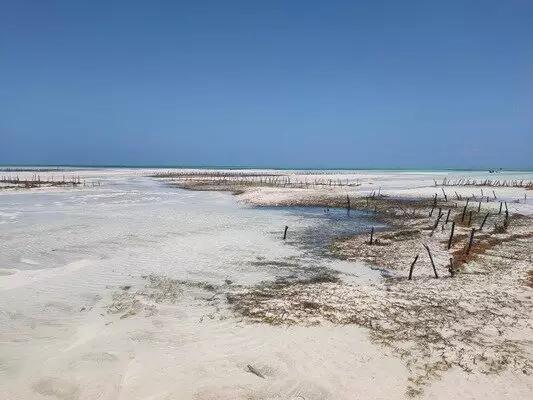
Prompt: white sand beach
<box><xmin>1</xmin><ymin>168</ymin><xmax>532</xmax><ymax>399</ymax></box>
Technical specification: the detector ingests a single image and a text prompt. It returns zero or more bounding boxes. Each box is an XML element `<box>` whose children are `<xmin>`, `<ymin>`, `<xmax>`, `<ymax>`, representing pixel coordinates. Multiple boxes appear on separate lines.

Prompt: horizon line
<box><xmin>1</xmin><ymin>163</ymin><xmax>533</xmax><ymax>172</ymax></box>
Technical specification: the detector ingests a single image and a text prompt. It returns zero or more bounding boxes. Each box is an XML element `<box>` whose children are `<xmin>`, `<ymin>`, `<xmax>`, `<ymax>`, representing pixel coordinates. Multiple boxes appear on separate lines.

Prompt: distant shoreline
<box><xmin>1</xmin><ymin>164</ymin><xmax>533</xmax><ymax>172</ymax></box>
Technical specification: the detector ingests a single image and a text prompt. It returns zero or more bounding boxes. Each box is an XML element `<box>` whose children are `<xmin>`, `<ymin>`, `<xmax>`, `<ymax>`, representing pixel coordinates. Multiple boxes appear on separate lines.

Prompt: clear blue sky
<box><xmin>1</xmin><ymin>1</ymin><xmax>532</xmax><ymax>169</ymax></box>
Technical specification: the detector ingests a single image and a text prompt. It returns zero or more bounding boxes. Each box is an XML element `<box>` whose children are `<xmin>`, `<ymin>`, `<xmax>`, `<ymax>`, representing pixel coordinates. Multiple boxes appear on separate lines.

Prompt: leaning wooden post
<box><xmin>466</xmin><ymin>228</ymin><xmax>475</xmax><ymax>255</ymax></box>
<box><xmin>408</xmin><ymin>254</ymin><xmax>419</xmax><ymax>280</ymax></box>
<box><xmin>467</xmin><ymin>210</ymin><xmax>473</xmax><ymax>226</ymax></box>
<box><xmin>445</xmin><ymin>209</ymin><xmax>451</xmax><ymax>224</ymax></box>
<box><xmin>423</xmin><ymin>244</ymin><xmax>439</xmax><ymax>278</ymax></box>
<box><xmin>499</xmin><ymin>202</ymin><xmax>503</xmax><ymax>214</ymax></box>
<box><xmin>448</xmin><ymin>221</ymin><xmax>455</xmax><ymax>249</ymax></box>
<box><xmin>448</xmin><ymin>257</ymin><xmax>455</xmax><ymax>277</ymax></box>
<box><xmin>504</xmin><ymin>202</ymin><xmax>509</xmax><ymax>219</ymax></box>
<box><xmin>283</xmin><ymin>226</ymin><xmax>288</xmax><ymax>240</ymax></box>
<box><xmin>477</xmin><ymin>201</ymin><xmax>481</xmax><ymax>212</ymax></box>
<box><xmin>479</xmin><ymin>212</ymin><xmax>490</xmax><ymax>230</ymax></box>
<box><xmin>461</xmin><ymin>205</ymin><xmax>467</xmax><ymax>222</ymax></box>
<box><xmin>369</xmin><ymin>226</ymin><xmax>374</xmax><ymax>245</ymax></box>
<box><xmin>441</xmin><ymin>188</ymin><xmax>448</xmax><ymax>202</ymax></box>
<box><xmin>433</xmin><ymin>212</ymin><xmax>444</xmax><ymax>229</ymax></box>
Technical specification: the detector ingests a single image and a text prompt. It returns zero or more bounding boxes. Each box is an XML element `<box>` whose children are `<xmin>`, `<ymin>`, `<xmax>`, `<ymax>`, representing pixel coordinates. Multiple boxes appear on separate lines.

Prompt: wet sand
<box><xmin>0</xmin><ymin>168</ymin><xmax>532</xmax><ymax>399</ymax></box>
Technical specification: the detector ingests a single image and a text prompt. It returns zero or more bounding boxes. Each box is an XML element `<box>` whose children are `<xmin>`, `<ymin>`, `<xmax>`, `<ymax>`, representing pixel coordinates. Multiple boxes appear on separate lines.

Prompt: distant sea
<box><xmin>1</xmin><ymin>164</ymin><xmax>532</xmax><ymax>172</ymax></box>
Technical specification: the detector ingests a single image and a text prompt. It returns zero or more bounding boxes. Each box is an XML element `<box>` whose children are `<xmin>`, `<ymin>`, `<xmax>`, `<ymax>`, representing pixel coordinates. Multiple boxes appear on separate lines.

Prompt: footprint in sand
<box><xmin>80</xmin><ymin>351</ymin><xmax>119</xmax><ymax>363</ymax></box>
<box><xmin>32</xmin><ymin>377</ymin><xmax>80</xmax><ymax>400</ymax></box>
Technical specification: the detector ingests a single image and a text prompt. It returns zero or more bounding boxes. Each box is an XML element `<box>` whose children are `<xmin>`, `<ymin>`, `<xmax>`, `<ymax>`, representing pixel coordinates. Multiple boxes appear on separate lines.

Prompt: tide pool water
<box><xmin>0</xmin><ymin>172</ymin><xmax>391</xmax><ymax>400</ymax></box>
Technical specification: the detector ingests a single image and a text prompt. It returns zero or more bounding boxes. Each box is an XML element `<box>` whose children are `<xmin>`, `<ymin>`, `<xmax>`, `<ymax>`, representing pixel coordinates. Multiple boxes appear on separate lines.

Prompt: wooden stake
<box><xmin>477</xmin><ymin>201</ymin><xmax>481</xmax><ymax>212</ymax></box>
<box><xmin>408</xmin><ymin>254</ymin><xmax>419</xmax><ymax>280</ymax></box>
<box><xmin>499</xmin><ymin>202</ymin><xmax>503</xmax><ymax>215</ymax></box>
<box><xmin>466</xmin><ymin>228</ymin><xmax>475</xmax><ymax>255</ymax></box>
<box><xmin>433</xmin><ymin>212</ymin><xmax>444</xmax><ymax>229</ymax></box>
<box><xmin>369</xmin><ymin>226</ymin><xmax>374</xmax><ymax>245</ymax></box>
<box><xmin>479</xmin><ymin>213</ymin><xmax>489</xmax><ymax>230</ymax></box>
<box><xmin>445</xmin><ymin>209</ymin><xmax>451</xmax><ymax>224</ymax></box>
<box><xmin>468</xmin><ymin>210</ymin><xmax>473</xmax><ymax>226</ymax></box>
<box><xmin>448</xmin><ymin>222</ymin><xmax>455</xmax><ymax>249</ymax></box>
<box><xmin>461</xmin><ymin>205</ymin><xmax>467</xmax><ymax>222</ymax></box>
<box><xmin>448</xmin><ymin>257</ymin><xmax>455</xmax><ymax>277</ymax></box>
<box><xmin>283</xmin><ymin>226</ymin><xmax>288</xmax><ymax>240</ymax></box>
<box><xmin>423</xmin><ymin>244</ymin><xmax>439</xmax><ymax>278</ymax></box>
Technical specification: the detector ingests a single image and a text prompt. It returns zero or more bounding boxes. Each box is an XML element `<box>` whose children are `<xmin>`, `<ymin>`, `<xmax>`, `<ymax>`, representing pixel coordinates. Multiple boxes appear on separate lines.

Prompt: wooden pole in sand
<box><xmin>448</xmin><ymin>222</ymin><xmax>455</xmax><ymax>249</ymax></box>
<box><xmin>461</xmin><ymin>205</ymin><xmax>468</xmax><ymax>222</ymax></box>
<box><xmin>346</xmin><ymin>194</ymin><xmax>350</xmax><ymax>210</ymax></box>
<box><xmin>369</xmin><ymin>227</ymin><xmax>374</xmax><ymax>245</ymax></box>
<box><xmin>283</xmin><ymin>226</ymin><xmax>288</xmax><ymax>240</ymax></box>
<box><xmin>477</xmin><ymin>201</ymin><xmax>481</xmax><ymax>212</ymax></box>
<box><xmin>408</xmin><ymin>254</ymin><xmax>419</xmax><ymax>280</ymax></box>
<box><xmin>466</xmin><ymin>228</ymin><xmax>475</xmax><ymax>255</ymax></box>
<box><xmin>445</xmin><ymin>209</ymin><xmax>451</xmax><ymax>224</ymax></box>
<box><xmin>479</xmin><ymin>213</ymin><xmax>490</xmax><ymax>230</ymax></box>
<box><xmin>504</xmin><ymin>202</ymin><xmax>509</xmax><ymax>219</ymax></box>
<box><xmin>423</xmin><ymin>244</ymin><xmax>439</xmax><ymax>278</ymax></box>
<box><xmin>441</xmin><ymin>188</ymin><xmax>448</xmax><ymax>202</ymax></box>
<box><xmin>499</xmin><ymin>202</ymin><xmax>503</xmax><ymax>215</ymax></box>
<box><xmin>467</xmin><ymin>210</ymin><xmax>473</xmax><ymax>226</ymax></box>
<box><xmin>448</xmin><ymin>257</ymin><xmax>455</xmax><ymax>277</ymax></box>
<box><xmin>433</xmin><ymin>212</ymin><xmax>444</xmax><ymax>230</ymax></box>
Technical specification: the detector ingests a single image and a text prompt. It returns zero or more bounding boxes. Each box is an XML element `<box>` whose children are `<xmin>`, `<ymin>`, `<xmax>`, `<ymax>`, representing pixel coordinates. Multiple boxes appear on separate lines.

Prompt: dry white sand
<box><xmin>1</xmin><ymin>168</ymin><xmax>532</xmax><ymax>399</ymax></box>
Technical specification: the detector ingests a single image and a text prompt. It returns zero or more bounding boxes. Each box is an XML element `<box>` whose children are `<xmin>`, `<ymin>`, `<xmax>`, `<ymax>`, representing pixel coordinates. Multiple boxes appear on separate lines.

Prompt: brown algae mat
<box><xmin>145</xmin><ymin>174</ymin><xmax>533</xmax><ymax>396</ymax></box>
